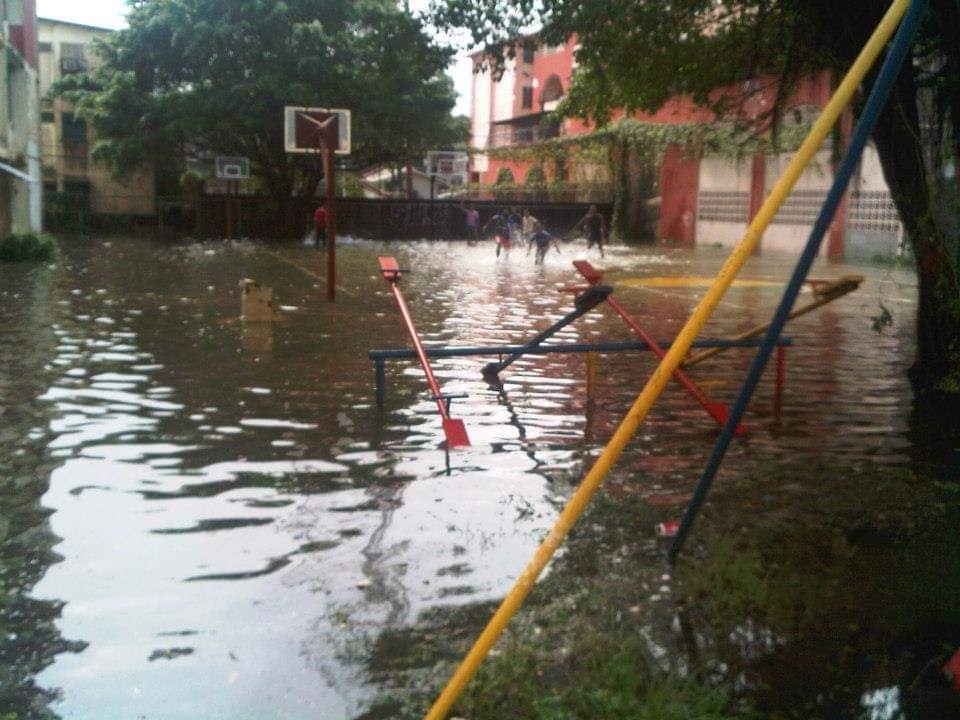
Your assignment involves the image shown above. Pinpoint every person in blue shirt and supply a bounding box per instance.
[530,220,561,265]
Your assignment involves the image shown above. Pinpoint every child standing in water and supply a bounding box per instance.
[506,208,521,247]
[530,222,561,265]
[521,208,539,248]
[463,204,480,244]
[483,209,512,257]
[312,203,328,248]
[572,205,607,257]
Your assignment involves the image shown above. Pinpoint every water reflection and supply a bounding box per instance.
[0,236,949,718]
[0,265,84,718]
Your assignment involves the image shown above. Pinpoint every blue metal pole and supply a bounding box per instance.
[668,0,928,564]
[368,338,793,361]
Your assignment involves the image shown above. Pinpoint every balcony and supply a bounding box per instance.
[489,114,561,148]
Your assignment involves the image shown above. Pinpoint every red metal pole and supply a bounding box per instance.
[378,257,470,448]
[573,260,746,436]
[323,144,336,303]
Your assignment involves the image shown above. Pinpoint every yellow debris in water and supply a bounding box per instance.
[618,276,785,289]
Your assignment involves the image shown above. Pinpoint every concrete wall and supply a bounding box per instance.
[471,58,491,151]
[845,144,904,259]
[38,18,156,218]
[492,57,516,123]
[0,0,42,237]
[694,142,905,258]
[696,156,751,247]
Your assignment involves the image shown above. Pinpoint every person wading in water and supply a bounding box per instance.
[313,203,328,248]
[572,205,607,257]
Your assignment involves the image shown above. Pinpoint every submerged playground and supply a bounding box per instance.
[3,1,960,719]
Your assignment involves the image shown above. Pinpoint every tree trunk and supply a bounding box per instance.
[870,62,960,391]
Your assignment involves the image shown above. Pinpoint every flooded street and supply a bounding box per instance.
[1,235,953,719]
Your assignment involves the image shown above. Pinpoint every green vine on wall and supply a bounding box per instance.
[483,117,811,165]
[477,117,811,241]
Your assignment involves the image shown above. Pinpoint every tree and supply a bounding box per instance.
[57,0,466,201]
[429,0,960,392]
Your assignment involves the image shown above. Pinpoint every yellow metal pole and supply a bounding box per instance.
[586,351,598,403]
[682,275,864,368]
[424,4,909,718]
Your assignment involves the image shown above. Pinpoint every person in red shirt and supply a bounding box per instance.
[313,204,328,247]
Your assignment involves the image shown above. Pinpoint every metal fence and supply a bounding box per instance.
[196,196,611,240]
[41,191,610,240]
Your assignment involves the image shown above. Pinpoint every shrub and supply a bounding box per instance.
[494,167,515,185]
[524,165,547,186]
[0,233,56,262]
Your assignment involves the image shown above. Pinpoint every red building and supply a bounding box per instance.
[469,38,904,259]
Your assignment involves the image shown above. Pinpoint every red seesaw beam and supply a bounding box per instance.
[572,260,746,436]
[378,257,471,448]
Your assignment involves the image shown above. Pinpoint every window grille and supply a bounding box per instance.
[697,190,749,223]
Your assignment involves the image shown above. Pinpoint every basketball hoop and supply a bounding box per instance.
[284,106,352,155]
[282,105,352,303]
[426,150,469,188]
[215,156,250,180]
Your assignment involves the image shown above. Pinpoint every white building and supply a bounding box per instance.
[0,0,42,238]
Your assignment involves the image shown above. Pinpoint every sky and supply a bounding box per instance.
[36,0,474,116]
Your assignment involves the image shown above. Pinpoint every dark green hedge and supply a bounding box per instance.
[0,234,56,262]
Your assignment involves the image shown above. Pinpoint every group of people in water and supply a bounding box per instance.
[311,201,606,262]
[464,204,607,263]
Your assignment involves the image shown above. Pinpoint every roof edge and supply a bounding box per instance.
[37,16,119,33]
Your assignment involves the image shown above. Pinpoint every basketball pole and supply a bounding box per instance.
[303,113,339,302]
[322,134,336,303]
[225,179,234,241]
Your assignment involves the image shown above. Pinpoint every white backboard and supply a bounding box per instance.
[215,156,251,180]
[426,150,469,187]
[284,106,352,155]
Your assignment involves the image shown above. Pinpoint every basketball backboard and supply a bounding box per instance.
[215,156,251,180]
[284,107,352,155]
[426,150,469,187]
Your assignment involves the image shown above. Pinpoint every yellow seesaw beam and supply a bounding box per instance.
[424,2,911,717]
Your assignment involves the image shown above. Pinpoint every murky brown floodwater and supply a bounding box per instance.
[0,235,950,719]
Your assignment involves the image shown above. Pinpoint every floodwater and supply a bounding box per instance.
[0,235,952,719]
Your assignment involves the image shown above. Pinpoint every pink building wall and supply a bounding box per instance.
[9,0,39,69]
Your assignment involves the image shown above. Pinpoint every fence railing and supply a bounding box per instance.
[489,121,561,149]
[41,192,611,240]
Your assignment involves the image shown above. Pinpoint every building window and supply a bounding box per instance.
[521,44,535,64]
[521,86,534,109]
[39,42,53,53]
[62,113,87,144]
[41,111,54,124]
[60,43,89,74]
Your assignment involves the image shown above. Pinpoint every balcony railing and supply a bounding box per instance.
[489,120,560,148]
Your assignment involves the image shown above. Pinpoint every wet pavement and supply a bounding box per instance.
[0,235,950,719]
